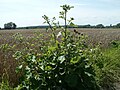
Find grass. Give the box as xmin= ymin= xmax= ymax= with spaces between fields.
xmin=0 ymin=28 xmax=120 ymax=89
xmin=94 ymin=46 xmax=120 ymax=89
xmin=102 ymin=46 xmax=120 ymax=80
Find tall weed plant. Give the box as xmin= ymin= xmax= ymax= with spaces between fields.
xmin=14 ymin=5 xmax=99 ymax=90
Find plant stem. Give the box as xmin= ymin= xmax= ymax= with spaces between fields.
xmin=64 ymin=10 xmax=67 ymax=46
xmin=47 ymin=20 xmax=56 ymax=43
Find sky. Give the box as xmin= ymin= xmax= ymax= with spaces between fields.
xmin=0 ymin=0 xmax=120 ymax=28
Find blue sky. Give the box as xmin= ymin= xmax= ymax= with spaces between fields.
xmin=0 ymin=0 xmax=120 ymax=27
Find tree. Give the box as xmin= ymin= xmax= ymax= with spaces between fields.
xmin=4 ymin=22 xmax=17 ymax=29
xmin=96 ymin=24 xmax=104 ymax=28
xmin=84 ymin=24 xmax=91 ymax=28
xmin=116 ymin=23 xmax=120 ymax=28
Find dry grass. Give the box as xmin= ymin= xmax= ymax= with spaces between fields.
xmin=0 ymin=28 xmax=120 ymax=86
xmin=1 ymin=28 xmax=120 ymax=46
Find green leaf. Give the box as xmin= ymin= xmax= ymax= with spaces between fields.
xmin=58 ymin=55 xmax=65 ymax=63
xmin=32 ymin=55 xmax=36 ymax=62
xmin=69 ymin=22 xmax=78 ymax=27
xmin=85 ymin=72 xmax=92 ymax=77
xmin=70 ymin=57 xmax=79 ymax=64
xmin=69 ymin=22 xmax=74 ymax=26
xmin=13 ymin=51 xmax=22 ymax=60
xmin=45 ymin=65 xmax=52 ymax=71
xmin=15 ymin=65 xmax=23 ymax=73
xmin=57 ymin=31 xmax=62 ymax=38
xmin=19 ymin=65 xmax=23 ymax=69
xmin=25 ymin=66 xmax=30 ymax=71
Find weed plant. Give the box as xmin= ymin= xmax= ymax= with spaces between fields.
xmin=13 ymin=5 xmax=99 ymax=90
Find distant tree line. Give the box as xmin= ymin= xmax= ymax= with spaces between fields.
xmin=17 ymin=25 xmax=49 ymax=29
xmin=17 ymin=23 xmax=120 ymax=29
xmin=75 ymin=23 xmax=120 ymax=28
xmin=0 ymin=22 xmax=120 ymax=30
xmin=20 ymin=23 xmax=120 ymax=29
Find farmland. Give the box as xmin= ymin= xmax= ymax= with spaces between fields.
xmin=0 ymin=28 xmax=120 ymax=89
xmin=1 ymin=28 xmax=120 ymax=47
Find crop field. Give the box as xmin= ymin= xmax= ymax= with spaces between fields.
xmin=1 ymin=28 xmax=120 ymax=47
xmin=0 ymin=28 xmax=120 ymax=89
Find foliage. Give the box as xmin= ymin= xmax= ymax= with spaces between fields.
xmin=0 ymin=80 xmax=13 ymax=90
xmin=13 ymin=5 xmax=99 ymax=90
xmin=95 ymin=24 xmax=104 ymax=28
xmin=111 ymin=40 xmax=120 ymax=48
xmin=4 ymin=22 xmax=17 ymax=29
xmin=116 ymin=23 xmax=120 ymax=28
xmin=0 ymin=69 xmax=14 ymax=90
xmin=90 ymin=45 xmax=120 ymax=90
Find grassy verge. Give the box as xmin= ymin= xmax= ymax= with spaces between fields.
xmin=92 ymin=44 xmax=120 ymax=90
